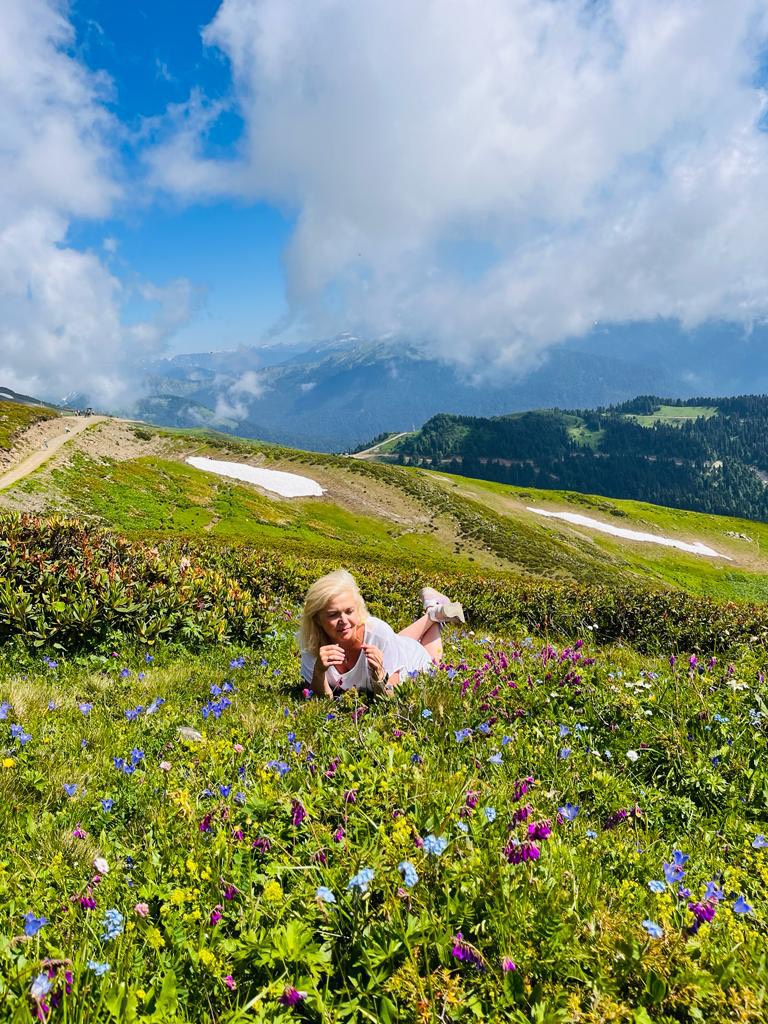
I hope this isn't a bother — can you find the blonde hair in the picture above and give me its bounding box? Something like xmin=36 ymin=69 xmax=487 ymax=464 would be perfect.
xmin=299 ymin=569 xmax=368 ymax=656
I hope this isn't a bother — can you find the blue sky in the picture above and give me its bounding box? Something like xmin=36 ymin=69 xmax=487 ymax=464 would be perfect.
xmin=2 ymin=0 xmax=768 ymax=404
xmin=68 ymin=0 xmax=292 ymax=353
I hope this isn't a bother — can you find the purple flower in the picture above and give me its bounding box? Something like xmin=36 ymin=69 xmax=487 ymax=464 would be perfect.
xmin=559 ymin=748 xmax=571 ymax=760
xmin=78 ymin=703 xmax=93 ymax=715
xmin=501 ymin=957 xmax=517 ymax=971
xmin=512 ymin=777 xmax=534 ymax=802
xmin=454 ymin=728 xmax=473 ymax=743
xmin=688 ymin=900 xmax=717 ymax=925
xmin=278 ymin=987 xmax=306 ymax=1007
xmin=63 ymin=783 xmax=77 ymax=797
xmin=752 ymin=835 xmax=768 ymax=849
xmin=291 ymin=800 xmax=307 ymax=826
xmin=503 ymin=841 xmax=540 ymax=865
xmin=527 ymin=820 xmax=552 ymax=840
xmin=451 ymin=932 xmax=484 ymax=968
xmin=251 ymin=836 xmax=271 ymax=854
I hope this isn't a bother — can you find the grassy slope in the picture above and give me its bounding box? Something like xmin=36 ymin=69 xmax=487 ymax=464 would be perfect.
xmin=0 ymin=399 xmax=57 ymax=449
xmin=627 ymin=404 xmax=718 ymax=426
xmin=4 ymin=419 xmax=768 ymax=604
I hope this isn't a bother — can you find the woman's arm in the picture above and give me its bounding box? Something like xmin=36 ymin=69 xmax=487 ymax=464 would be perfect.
xmin=311 ymin=658 xmax=334 ymax=698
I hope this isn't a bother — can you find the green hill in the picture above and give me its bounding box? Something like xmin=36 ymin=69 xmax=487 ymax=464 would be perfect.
xmin=390 ymin=395 xmax=768 ymax=522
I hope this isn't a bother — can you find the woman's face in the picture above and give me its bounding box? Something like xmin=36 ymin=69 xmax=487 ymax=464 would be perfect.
xmin=318 ymin=590 xmax=362 ymax=644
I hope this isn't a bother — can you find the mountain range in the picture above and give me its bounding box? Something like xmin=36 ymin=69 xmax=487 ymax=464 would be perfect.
xmin=133 ymin=320 xmax=768 ymax=452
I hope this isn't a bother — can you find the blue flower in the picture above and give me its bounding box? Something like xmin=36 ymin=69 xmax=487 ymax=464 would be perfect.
xmin=87 ymin=960 xmax=110 ymax=976
xmin=145 ymin=654 xmax=154 ymax=664
xmin=229 ymin=656 xmax=246 ymax=669
xmin=477 ymin=722 xmax=492 ymax=736
xmin=454 ymin=728 xmax=473 ymax=743
xmin=574 ymin=724 xmax=589 ymax=733
xmin=398 ymin=861 xmax=419 ymax=888
xmin=30 ymin=973 xmax=52 ymax=999
xmin=78 ymin=702 xmax=93 ymax=715
xmin=0 ymin=702 xmax=11 ymax=720
xmin=47 ymin=701 xmax=57 ymax=711
xmin=672 ymin=850 xmax=689 ymax=866
xmin=585 ymin=830 xmax=597 ymax=839
xmin=558 ymin=725 xmax=571 ymax=738
xmin=24 ymin=913 xmax=47 ymax=937
xmin=219 ymin=784 xmax=232 ymax=798
xmin=100 ymin=908 xmax=124 ymax=941
xmin=316 ymin=886 xmax=336 ymax=903
xmin=704 ymin=881 xmax=724 ymax=901
xmin=752 ymin=835 xmax=768 ymax=849
xmin=488 ymin=752 xmax=503 ymax=765
xmin=647 ymin=880 xmax=666 ymax=894
xmin=559 ymin=748 xmax=571 ymax=760
xmin=642 ymin=920 xmax=664 ymax=939
xmin=733 ymin=896 xmax=752 ymax=914
xmin=422 ymin=834 xmax=448 ymax=856
xmin=119 ymin=668 xmax=130 ymax=679
xmin=421 ymin=709 xmax=432 ymax=719
xmin=63 ymin=783 xmax=77 ymax=797
xmin=501 ymin=735 xmax=512 ymax=745
xmin=347 ymin=867 xmax=375 ymax=892
xmin=125 ymin=707 xmax=143 ymax=721
xmin=146 ymin=697 xmax=164 ymax=714
xmin=456 ymin=821 xmax=469 ymax=834
xmin=267 ymin=760 xmax=290 ymax=778
xmin=558 ymin=802 xmax=579 ymax=822
xmin=483 ymin=807 xmax=497 ymax=823
xmin=101 ymin=798 xmax=113 ymax=812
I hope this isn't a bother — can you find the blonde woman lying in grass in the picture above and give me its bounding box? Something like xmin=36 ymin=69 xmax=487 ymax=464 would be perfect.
xmin=299 ymin=569 xmax=465 ymax=698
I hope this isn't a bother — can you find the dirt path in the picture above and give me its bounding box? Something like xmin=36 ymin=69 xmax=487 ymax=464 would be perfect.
xmin=351 ymin=431 xmax=410 ymax=459
xmin=0 ymin=416 xmax=108 ymax=491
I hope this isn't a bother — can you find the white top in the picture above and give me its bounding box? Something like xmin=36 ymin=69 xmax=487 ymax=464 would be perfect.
xmin=300 ymin=616 xmax=433 ymax=692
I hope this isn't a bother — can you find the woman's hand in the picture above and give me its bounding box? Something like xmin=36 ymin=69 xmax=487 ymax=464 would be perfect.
xmin=362 ymin=644 xmax=386 ymax=682
xmin=318 ymin=644 xmax=346 ymax=670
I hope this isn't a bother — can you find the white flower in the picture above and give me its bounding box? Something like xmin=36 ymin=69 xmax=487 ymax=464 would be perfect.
xmin=626 ymin=750 xmax=640 ymax=762
xmin=93 ymin=856 xmax=110 ymax=874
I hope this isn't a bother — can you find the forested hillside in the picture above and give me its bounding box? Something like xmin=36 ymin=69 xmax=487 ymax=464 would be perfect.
xmin=394 ymin=395 xmax=768 ymax=521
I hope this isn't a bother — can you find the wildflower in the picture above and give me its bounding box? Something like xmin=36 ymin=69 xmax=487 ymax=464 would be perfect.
xmin=119 ymin=668 xmax=130 ymax=678
xmin=422 ymin=834 xmax=448 ymax=856
xmin=752 ymin=835 xmax=768 ymax=849
xmin=421 ymin=709 xmax=432 ymax=719
xmin=332 ymin=827 xmax=345 ymax=843
xmin=343 ymin=789 xmax=357 ymax=803
xmin=604 ymin=809 xmax=630 ymax=831
xmin=159 ymin=761 xmax=172 ymax=773
xmin=100 ymin=908 xmax=124 ymax=941
xmin=47 ymin=701 xmax=56 ymax=711
xmin=224 ymin=975 xmax=236 ymax=990
xmin=527 ymin=820 xmax=552 ymax=840
xmin=488 ymin=752 xmax=503 ymax=765
xmin=733 ymin=896 xmax=753 ymax=914
xmin=78 ymin=703 xmax=93 ymax=715
xmin=134 ymin=903 xmax=149 ymax=917
xmin=688 ymin=900 xmax=717 ymax=926
xmin=411 ymin=753 xmax=423 ymax=765
xmin=454 ymin=728 xmax=473 ymax=743
xmin=559 ymin=748 xmax=571 ymax=760
xmin=263 ymin=880 xmax=283 ymax=903
xmin=291 ymin=799 xmax=307 ymax=826
xmin=87 ymin=960 xmax=110 ymax=976
xmin=219 ymin=784 xmax=232 ymax=798
xmin=30 ymin=974 xmax=52 ymax=999
xmin=502 ymin=957 xmax=517 ymax=971
xmin=2 ymin=757 xmax=13 ymax=768
xmin=510 ymin=803 xmax=533 ymax=826
xmin=72 ymin=824 xmax=87 ymax=839
xmin=63 ymin=783 xmax=77 ymax=797
xmin=451 ymin=932 xmax=484 ymax=968
xmin=558 ymin=803 xmax=579 ymax=822
xmin=626 ymin=750 xmax=639 ymax=762
xmin=648 ymin=880 xmax=666 ymax=894
xmin=252 ymin=836 xmax=271 ymax=854
xmin=316 ymin=886 xmax=336 ymax=903
xmin=210 ymin=905 xmax=223 ymax=924
xmin=267 ymin=760 xmax=290 ymax=778
xmin=279 ymin=987 xmax=307 ymax=1007
xmin=512 ymin=777 xmax=534 ymax=802
xmin=503 ymin=841 xmax=540 ymax=864
xmin=483 ymin=807 xmax=497 ymax=823
xmin=477 ymin=722 xmax=492 ymax=735
xmin=642 ymin=920 xmax=664 ymax=939
xmin=93 ymin=856 xmax=109 ymax=875
xmin=398 ymin=861 xmax=419 ymax=888
xmin=585 ymin=829 xmax=597 ymax=839
xmin=229 ymin=656 xmax=246 ymax=669
xmin=347 ymin=867 xmax=375 ymax=892
xmin=456 ymin=821 xmax=469 ymax=834
xmin=24 ymin=913 xmax=47 ymax=937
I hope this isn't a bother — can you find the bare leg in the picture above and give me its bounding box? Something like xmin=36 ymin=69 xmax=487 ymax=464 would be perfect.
xmin=398 ymin=613 xmax=443 ymax=662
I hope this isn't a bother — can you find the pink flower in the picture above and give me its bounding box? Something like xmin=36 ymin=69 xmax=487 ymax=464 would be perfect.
xmin=159 ymin=761 xmax=172 ymax=772
xmin=224 ymin=974 xmax=236 ymax=990
xmin=72 ymin=824 xmax=87 ymax=839
xmin=501 ymin=957 xmax=517 ymax=971
xmin=210 ymin=905 xmax=223 ymax=924
xmin=233 ymin=743 xmax=244 ymax=754
xmin=134 ymin=902 xmax=149 ymax=917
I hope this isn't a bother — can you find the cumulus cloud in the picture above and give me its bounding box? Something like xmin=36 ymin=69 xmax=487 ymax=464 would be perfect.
xmin=0 ymin=0 xmax=191 ymax=405
xmin=149 ymin=0 xmax=768 ymax=369
xmin=214 ymin=369 xmax=266 ymax=421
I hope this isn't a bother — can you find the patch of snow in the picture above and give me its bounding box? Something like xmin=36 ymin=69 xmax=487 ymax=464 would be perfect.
xmin=527 ymin=507 xmax=731 ymax=560
xmin=186 ymin=456 xmax=324 ymax=497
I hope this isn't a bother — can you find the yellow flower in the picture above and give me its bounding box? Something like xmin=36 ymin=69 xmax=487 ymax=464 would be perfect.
xmin=136 ymin=989 xmax=146 ymax=1001
xmin=263 ymin=880 xmax=283 ymax=904
xmin=201 ymin=869 xmax=211 ymax=881
xmin=198 ymin=948 xmax=218 ymax=972
xmin=170 ymin=888 xmax=186 ymax=906
xmin=146 ymin=927 xmax=165 ymax=950
xmin=2 ymin=757 xmax=14 ymax=769
xmin=186 ymin=858 xmax=198 ymax=876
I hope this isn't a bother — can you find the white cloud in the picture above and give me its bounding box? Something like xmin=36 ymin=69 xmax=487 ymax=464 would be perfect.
xmin=213 ymin=369 xmax=266 ymax=421
xmin=0 ymin=0 xmax=192 ymax=405
xmin=150 ymin=0 xmax=768 ymax=369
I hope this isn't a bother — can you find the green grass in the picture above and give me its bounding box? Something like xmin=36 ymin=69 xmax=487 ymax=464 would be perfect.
xmin=626 ymin=404 xmax=718 ymax=427
xmin=1 ymin=623 xmax=767 ymax=1023
xmin=0 ymin=399 xmax=57 ymax=449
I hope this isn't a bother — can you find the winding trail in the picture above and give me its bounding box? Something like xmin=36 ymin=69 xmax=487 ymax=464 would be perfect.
xmin=0 ymin=416 xmax=108 ymax=491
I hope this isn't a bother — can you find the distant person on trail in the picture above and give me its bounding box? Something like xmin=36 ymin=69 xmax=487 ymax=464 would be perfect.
xmin=299 ymin=569 xmax=465 ymax=698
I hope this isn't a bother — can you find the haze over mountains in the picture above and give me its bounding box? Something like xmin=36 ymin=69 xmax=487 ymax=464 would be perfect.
xmin=135 ymin=321 xmax=768 ymax=451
